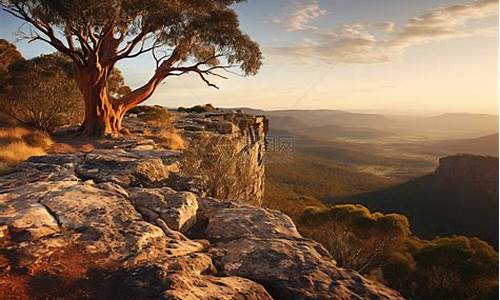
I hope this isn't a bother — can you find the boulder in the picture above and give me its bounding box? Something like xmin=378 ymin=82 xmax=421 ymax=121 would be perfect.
xmin=0 ymin=154 xmax=80 ymax=190
xmin=130 ymin=188 xmax=199 ymax=233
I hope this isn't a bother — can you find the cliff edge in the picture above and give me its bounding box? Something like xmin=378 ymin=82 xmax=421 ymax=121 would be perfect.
xmin=0 ymin=111 xmax=404 ymax=299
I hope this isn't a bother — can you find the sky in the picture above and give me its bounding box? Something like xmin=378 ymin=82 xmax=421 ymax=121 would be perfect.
xmin=0 ymin=0 xmax=498 ymax=115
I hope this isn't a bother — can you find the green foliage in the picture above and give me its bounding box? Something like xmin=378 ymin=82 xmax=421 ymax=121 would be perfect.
xmin=129 ymin=105 xmax=174 ymax=127
xmin=295 ymin=203 xmax=499 ymax=299
xmin=1 ymin=53 xmax=83 ymax=130
xmin=107 ymin=68 xmax=132 ymax=99
xmin=2 ymin=0 xmax=262 ymax=75
xmin=383 ymin=236 xmax=499 ymax=300
xmin=299 ymin=204 xmax=410 ymax=274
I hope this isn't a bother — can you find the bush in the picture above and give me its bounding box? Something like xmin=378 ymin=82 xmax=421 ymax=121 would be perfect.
xmin=0 ymin=44 xmax=130 ymax=132
xmin=383 ymin=236 xmax=499 ymax=300
xmin=297 ymin=204 xmax=499 ymax=300
xmin=299 ymin=204 xmax=410 ymax=274
xmin=131 ymin=105 xmax=185 ymax=150
xmin=180 ymin=131 xmax=253 ymax=200
xmin=0 ymin=54 xmax=83 ymax=131
xmin=129 ymin=105 xmax=175 ymax=126
xmin=177 ymin=103 xmax=216 ymax=113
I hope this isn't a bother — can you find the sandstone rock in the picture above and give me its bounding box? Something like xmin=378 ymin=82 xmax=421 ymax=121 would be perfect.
xmin=130 ymin=188 xmax=198 ymax=233
xmin=76 ymin=149 xmax=171 ymax=188
xmin=0 ymin=181 xmax=272 ymax=300
xmin=198 ymin=197 xmax=301 ymax=241
xmin=0 ymin=155 xmax=80 ymax=190
xmin=175 ymin=123 xmax=206 ymax=131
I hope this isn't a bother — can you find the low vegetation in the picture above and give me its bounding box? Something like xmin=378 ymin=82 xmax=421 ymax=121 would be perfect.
xmin=299 ymin=205 xmax=410 ymax=274
xmin=0 ymin=53 xmax=83 ymax=131
xmin=384 ymin=236 xmax=498 ymax=300
xmin=0 ymin=39 xmax=131 ymax=132
xmin=293 ymin=203 xmax=498 ymax=300
xmin=0 ymin=126 xmax=53 ymax=174
xmin=181 ymin=131 xmax=253 ymax=200
xmin=129 ymin=105 xmax=185 ymax=150
xmin=177 ymin=103 xmax=217 ymax=114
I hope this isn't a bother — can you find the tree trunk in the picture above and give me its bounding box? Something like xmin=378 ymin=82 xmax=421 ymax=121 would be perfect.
xmin=75 ymin=63 xmax=165 ymax=137
xmin=76 ymin=67 xmax=126 ymax=137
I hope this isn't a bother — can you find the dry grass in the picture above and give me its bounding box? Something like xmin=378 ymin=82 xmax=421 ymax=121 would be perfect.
xmin=144 ymin=128 xmax=185 ymax=150
xmin=0 ymin=127 xmax=54 ymax=174
xmin=136 ymin=106 xmax=186 ymax=150
xmin=0 ymin=127 xmax=30 ymax=139
xmin=0 ymin=142 xmax=46 ymax=162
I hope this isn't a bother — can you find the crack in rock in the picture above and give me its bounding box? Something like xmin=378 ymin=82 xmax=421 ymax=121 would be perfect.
xmin=38 ymin=199 xmax=63 ymax=229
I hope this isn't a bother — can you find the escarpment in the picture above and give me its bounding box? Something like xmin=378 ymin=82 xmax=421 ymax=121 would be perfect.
xmin=0 ymin=111 xmax=404 ymax=299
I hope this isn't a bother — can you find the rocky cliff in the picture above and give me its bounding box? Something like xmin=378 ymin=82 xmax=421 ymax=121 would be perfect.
xmin=0 ymin=111 xmax=404 ymax=299
xmin=435 ymin=154 xmax=498 ymax=195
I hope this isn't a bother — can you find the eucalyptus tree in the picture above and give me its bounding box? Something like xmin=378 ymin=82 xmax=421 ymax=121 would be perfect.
xmin=2 ymin=0 xmax=262 ymax=136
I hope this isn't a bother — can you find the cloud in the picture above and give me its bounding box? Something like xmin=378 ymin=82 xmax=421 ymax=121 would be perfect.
xmin=372 ymin=21 xmax=395 ymax=33
xmin=269 ymin=0 xmax=498 ymax=63
xmin=273 ymin=1 xmax=327 ymax=32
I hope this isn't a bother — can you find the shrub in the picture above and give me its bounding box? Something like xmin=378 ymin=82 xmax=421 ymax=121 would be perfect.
xmin=0 ymin=45 xmax=131 ymax=132
xmin=132 ymin=105 xmax=185 ymax=150
xmin=144 ymin=127 xmax=185 ymax=150
xmin=383 ymin=236 xmax=499 ymax=300
xmin=129 ymin=105 xmax=174 ymax=127
xmin=180 ymin=131 xmax=253 ymax=200
xmin=177 ymin=104 xmax=216 ymax=114
xmin=299 ymin=204 xmax=410 ymax=274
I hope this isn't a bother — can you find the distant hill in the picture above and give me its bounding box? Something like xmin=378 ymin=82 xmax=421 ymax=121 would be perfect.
xmin=331 ymin=154 xmax=499 ymax=248
xmin=296 ymin=124 xmax=393 ymax=140
xmin=231 ymin=108 xmax=499 ymax=140
xmin=416 ymin=113 xmax=499 ymax=136
xmin=233 ymin=108 xmax=397 ymax=129
xmin=424 ymin=133 xmax=498 ymax=156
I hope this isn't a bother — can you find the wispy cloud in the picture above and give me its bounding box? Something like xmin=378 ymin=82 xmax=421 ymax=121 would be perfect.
xmin=273 ymin=0 xmax=327 ymax=32
xmin=269 ymin=0 xmax=498 ymax=63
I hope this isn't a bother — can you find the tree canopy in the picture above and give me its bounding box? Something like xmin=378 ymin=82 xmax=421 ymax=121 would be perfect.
xmin=383 ymin=236 xmax=499 ymax=300
xmin=1 ymin=0 xmax=261 ymax=83
xmin=299 ymin=204 xmax=411 ymax=274
xmin=1 ymin=0 xmax=262 ymax=135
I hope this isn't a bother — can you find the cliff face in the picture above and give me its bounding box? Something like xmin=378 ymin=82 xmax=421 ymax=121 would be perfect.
xmin=435 ymin=154 xmax=499 ymax=195
xmin=0 ymin=111 xmax=403 ymax=300
xmin=174 ymin=112 xmax=267 ymax=206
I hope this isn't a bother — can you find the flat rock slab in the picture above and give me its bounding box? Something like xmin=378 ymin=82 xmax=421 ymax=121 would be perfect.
xmin=76 ymin=150 xmax=172 ymax=188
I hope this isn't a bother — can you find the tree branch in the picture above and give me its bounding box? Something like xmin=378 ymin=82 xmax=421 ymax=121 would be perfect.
xmin=3 ymin=4 xmax=84 ymax=66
